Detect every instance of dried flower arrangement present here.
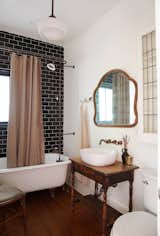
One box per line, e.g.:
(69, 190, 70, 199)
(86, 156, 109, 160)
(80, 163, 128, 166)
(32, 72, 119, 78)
(122, 135, 130, 149)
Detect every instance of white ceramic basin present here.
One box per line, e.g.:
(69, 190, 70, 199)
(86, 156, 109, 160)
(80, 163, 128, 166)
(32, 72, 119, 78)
(80, 148, 117, 166)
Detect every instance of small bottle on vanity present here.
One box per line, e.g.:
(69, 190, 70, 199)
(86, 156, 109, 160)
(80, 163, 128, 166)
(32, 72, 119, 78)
(121, 148, 129, 165)
(126, 156, 133, 165)
(121, 135, 130, 165)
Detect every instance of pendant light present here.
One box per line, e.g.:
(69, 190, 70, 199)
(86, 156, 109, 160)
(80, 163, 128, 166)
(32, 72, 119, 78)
(37, 0, 67, 42)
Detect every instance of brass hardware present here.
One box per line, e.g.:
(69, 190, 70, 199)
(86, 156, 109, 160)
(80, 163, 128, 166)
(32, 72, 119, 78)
(63, 132, 75, 136)
(99, 139, 122, 145)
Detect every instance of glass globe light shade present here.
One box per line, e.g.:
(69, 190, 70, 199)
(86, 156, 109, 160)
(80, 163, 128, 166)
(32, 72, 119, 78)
(37, 17, 66, 42)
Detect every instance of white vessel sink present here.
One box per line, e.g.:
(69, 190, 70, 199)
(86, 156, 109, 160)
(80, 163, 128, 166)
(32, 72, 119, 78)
(80, 148, 117, 166)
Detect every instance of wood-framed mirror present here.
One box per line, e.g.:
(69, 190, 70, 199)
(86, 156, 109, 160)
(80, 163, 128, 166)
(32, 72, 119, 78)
(93, 69, 138, 127)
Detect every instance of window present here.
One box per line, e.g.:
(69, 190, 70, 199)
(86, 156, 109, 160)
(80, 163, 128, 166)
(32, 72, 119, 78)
(142, 31, 157, 133)
(0, 73, 9, 122)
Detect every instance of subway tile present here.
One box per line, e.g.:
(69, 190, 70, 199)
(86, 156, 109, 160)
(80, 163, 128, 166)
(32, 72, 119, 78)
(0, 31, 64, 156)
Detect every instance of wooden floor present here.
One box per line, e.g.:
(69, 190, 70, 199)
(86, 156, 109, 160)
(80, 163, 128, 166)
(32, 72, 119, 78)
(1, 189, 121, 236)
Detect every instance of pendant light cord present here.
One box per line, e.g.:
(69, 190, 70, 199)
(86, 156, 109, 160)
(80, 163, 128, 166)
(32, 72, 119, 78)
(50, 0, 55, 17)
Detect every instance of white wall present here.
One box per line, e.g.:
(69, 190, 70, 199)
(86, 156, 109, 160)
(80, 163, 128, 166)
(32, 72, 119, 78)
(64, 0, 157, 213)
(156, 0, 160, 231)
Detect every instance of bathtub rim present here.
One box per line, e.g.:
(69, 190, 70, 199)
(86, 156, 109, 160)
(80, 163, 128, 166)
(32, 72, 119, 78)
(0, 155, 71, 174)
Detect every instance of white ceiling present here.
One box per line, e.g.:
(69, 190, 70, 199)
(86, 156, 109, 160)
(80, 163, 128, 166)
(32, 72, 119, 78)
(0, 0, 120, 44)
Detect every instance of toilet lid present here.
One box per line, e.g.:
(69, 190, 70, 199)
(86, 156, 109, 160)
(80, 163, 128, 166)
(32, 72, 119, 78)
(111, 211, 157, 236)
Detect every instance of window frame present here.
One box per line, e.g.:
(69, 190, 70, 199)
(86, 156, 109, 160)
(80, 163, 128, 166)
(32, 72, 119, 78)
(142, 31, 157, 133)
(138, 27, 157, 144)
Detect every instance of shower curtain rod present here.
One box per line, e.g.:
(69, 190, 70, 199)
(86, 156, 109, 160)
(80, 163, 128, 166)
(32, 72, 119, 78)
(0, 64, 75, 72)
(0, 46, 74, 67)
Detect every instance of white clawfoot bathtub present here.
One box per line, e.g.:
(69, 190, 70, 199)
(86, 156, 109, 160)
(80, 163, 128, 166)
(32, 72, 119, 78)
(0, 153, 71, 193)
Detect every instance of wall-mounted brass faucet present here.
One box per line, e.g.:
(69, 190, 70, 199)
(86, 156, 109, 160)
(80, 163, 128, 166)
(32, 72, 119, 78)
(99, 139, 122, 145)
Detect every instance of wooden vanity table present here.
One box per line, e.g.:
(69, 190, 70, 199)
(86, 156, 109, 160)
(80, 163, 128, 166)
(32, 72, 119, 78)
(70, 157, 139, 236)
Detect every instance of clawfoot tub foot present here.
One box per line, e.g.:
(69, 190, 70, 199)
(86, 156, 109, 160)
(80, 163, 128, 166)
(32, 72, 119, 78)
(49, 188, 55, 198)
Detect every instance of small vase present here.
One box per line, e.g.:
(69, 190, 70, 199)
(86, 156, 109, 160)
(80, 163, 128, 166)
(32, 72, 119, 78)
(121, 148, 129, 165)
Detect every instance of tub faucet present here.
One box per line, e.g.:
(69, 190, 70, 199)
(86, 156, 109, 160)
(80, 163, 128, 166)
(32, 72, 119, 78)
(52, 146, 62, 162)
(52, 146, 59, 153)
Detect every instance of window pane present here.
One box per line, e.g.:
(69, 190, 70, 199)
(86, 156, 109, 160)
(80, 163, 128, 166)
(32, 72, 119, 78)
(0, 75, 9, 122)
(142, 31, 157, 133)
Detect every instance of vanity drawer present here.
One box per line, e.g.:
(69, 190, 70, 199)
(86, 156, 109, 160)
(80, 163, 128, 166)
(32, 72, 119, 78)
(73, 162, 104, 184)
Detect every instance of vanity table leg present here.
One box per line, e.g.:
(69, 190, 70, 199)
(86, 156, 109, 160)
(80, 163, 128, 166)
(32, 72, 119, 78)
(94, 182, 99, 198)
(71, 164, 75, 211)
(102, 185, 108, 236)
(129, 177, 133, 212)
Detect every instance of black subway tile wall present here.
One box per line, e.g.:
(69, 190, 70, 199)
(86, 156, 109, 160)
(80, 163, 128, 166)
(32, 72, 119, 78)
(0, 31, 64, 158)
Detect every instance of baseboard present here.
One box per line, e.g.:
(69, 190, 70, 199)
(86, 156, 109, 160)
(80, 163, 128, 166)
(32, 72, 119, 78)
(107, 198, 128, 214)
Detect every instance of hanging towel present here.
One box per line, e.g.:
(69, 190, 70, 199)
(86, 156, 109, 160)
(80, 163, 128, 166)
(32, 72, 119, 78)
(78, 102, 90, 184)
(80, 102, 90, 149)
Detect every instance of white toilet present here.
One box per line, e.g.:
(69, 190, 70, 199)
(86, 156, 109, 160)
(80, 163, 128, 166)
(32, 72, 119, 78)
(110, 168, 157, 236)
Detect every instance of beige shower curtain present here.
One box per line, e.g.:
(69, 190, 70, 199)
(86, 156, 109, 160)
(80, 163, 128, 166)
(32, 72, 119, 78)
(7, 53, 44, 168)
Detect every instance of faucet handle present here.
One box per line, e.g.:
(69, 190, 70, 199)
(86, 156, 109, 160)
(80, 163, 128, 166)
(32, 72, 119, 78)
(117, 140, 123, 145)
(106, 139, 112, 143)
(112, 140, 117, 144)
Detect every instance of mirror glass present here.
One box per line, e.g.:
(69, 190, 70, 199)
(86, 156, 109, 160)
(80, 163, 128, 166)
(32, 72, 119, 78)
(94, 70, 138, 127)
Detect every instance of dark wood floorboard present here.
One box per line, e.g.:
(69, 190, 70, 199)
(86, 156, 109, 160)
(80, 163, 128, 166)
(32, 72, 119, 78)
(1, 189, 121, 236)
